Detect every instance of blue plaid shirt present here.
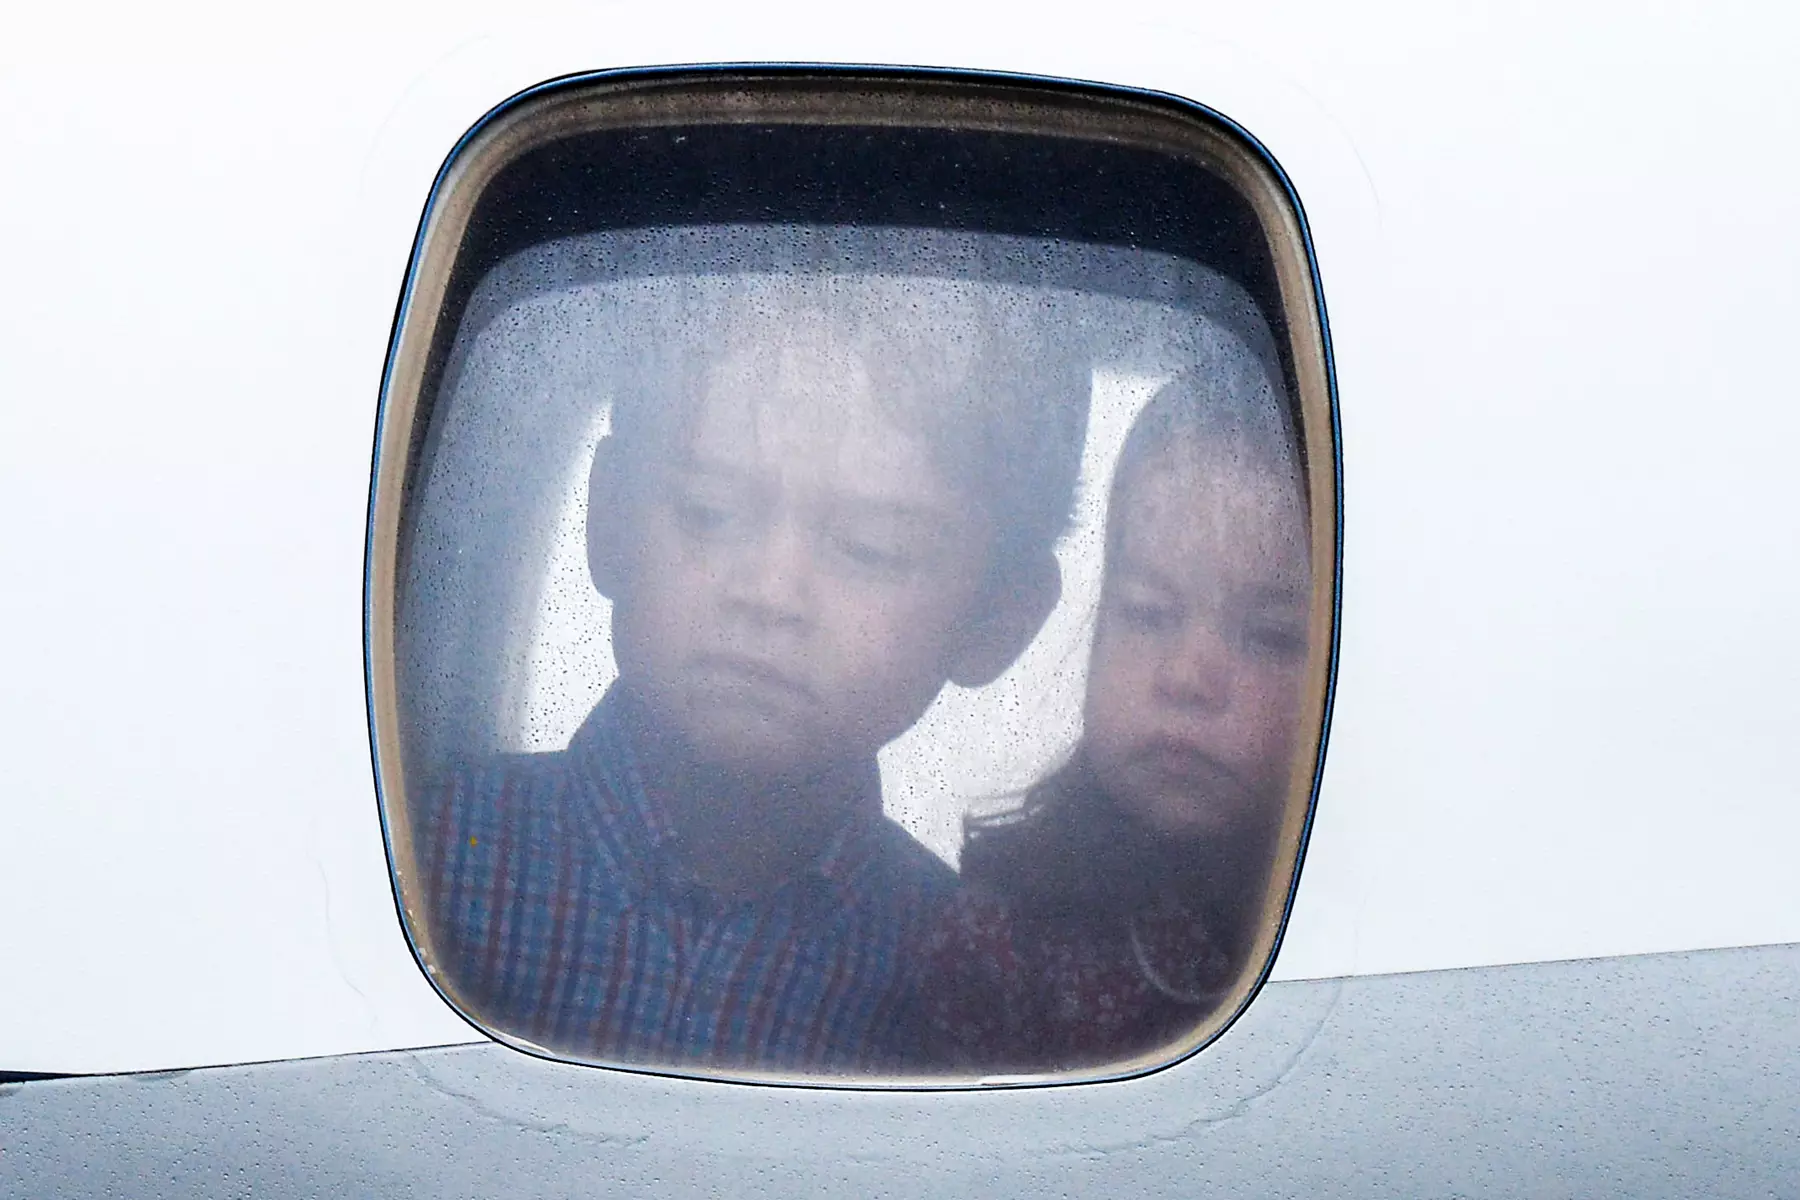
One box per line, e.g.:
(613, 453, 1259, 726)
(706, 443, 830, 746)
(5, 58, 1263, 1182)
(410, 688, 956, 1076)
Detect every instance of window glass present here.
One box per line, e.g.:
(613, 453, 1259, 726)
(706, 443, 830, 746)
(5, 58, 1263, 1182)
(371, 73, 1336, 1086)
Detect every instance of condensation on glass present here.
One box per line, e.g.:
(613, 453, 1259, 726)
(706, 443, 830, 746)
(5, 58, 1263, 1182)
(368, 71, 1338, 1088)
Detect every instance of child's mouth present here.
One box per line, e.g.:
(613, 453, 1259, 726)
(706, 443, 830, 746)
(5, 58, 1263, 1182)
(687, 653, 819, 711)
(1129, 738, 1240, 794)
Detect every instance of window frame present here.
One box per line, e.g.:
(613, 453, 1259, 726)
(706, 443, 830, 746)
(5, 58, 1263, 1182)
(365, 64, 1342, 1090)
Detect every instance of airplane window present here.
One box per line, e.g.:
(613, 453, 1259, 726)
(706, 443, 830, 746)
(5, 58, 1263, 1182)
(368, 71, 1338, 1086)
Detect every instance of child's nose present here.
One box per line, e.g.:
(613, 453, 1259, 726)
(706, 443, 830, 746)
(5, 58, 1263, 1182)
(721, 515, 815, 627)
(1154, 622, 1234, 711)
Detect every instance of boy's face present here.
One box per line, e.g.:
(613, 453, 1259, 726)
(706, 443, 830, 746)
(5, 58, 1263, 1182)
(598, 328, 1002, 782)
(1084, 444, 1312, 843)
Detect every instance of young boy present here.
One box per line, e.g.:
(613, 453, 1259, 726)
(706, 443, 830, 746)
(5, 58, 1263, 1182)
(413, 273, 1089, 1075)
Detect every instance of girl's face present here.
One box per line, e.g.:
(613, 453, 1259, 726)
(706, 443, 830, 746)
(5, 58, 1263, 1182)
(1084, 441, 1312, 843)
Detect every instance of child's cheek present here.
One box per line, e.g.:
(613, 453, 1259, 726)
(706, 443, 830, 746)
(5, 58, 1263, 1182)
(1086, 652, 1149, 741)
(837, 577, 958, 686)
(1247, 668, 1308, 773)
(1119, 629, 1173, 705)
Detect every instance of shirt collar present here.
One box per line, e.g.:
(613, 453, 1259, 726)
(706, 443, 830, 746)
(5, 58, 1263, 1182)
(569, 686, 892, 904)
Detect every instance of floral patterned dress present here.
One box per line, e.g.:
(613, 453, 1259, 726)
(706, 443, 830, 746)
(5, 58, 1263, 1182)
(917, 882, 1237, 1074)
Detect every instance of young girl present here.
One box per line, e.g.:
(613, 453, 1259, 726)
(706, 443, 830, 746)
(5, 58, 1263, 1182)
(919, 359, 1314, 1073)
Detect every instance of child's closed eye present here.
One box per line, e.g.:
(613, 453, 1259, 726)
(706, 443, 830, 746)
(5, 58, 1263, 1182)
(819, 501, 943, 578)
(669, 485, 752, 541)
(826, 527, 920, 576)
(672, 499, 730, 535)
(1114, 598, 1183, 634)
(1242, 619, 1306, 659)
(1107, 571, 1185, 634)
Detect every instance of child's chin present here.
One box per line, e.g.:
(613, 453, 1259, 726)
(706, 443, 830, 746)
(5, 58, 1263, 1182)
(1117, 786, 1244, 842)
(681, 714, 835, 781)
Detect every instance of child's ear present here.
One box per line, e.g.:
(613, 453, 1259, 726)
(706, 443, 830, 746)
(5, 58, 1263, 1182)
(586, 435, 626, 601)
(947, 551, 1062, 689)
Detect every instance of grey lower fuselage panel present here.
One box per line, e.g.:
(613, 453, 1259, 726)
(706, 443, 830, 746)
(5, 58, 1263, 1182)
(5, 941, 1795, 1197)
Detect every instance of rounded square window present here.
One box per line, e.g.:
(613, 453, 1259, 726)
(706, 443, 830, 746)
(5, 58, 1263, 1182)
(368, 69, 1338, 1086)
